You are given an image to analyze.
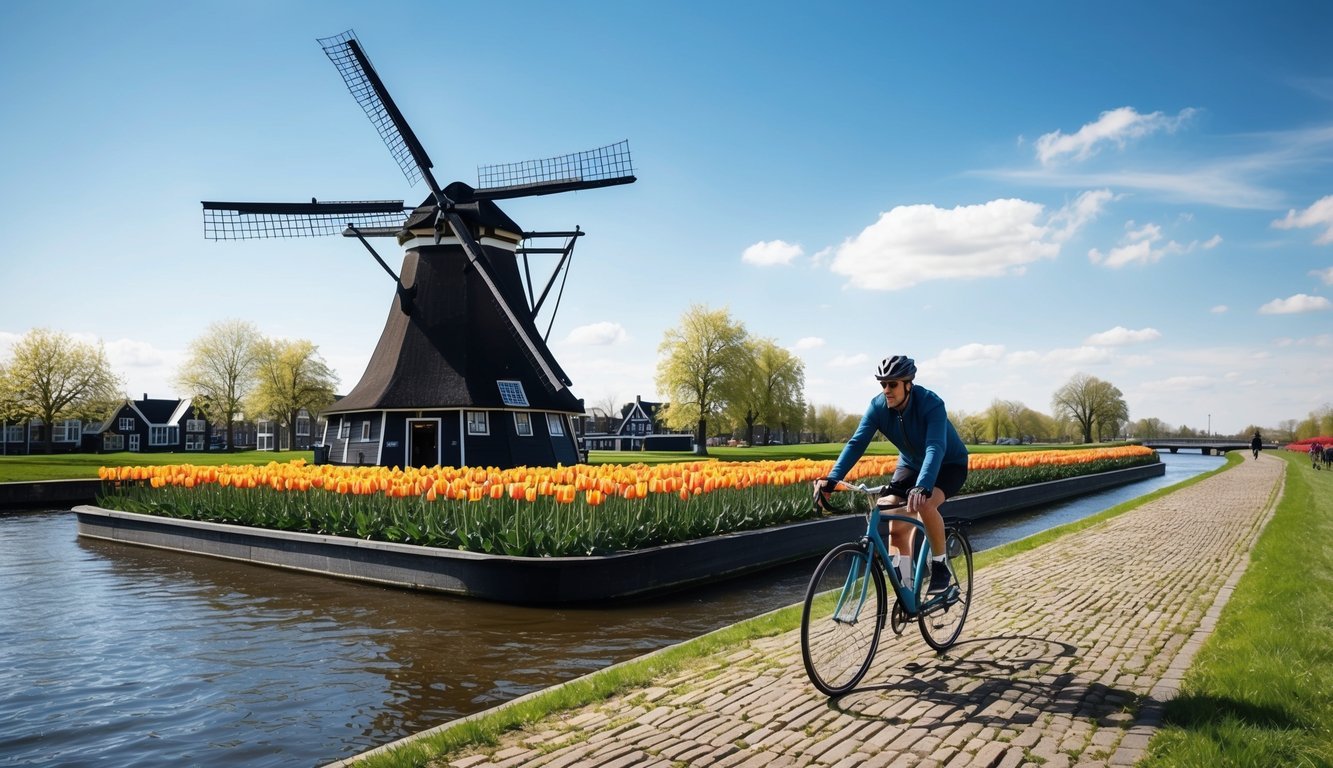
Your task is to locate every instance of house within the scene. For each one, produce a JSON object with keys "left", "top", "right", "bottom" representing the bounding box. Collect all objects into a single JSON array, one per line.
[
  {"left": 580, "top": 396, "right": 692, "bottom": 452},
  {"left": 257, "top": 408, "right": 326, "bottom": 451},
  {"left": 0, "top": 416, "right": 105, "bottom": 455},
  {"left": 98, "top": 395, "right": 212, "bottom": 453}
]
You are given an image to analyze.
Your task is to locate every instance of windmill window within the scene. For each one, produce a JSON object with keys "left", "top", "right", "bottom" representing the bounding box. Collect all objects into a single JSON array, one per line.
[
  {"left": 466, "top": 411, "right": 489, "bottom": 435},
  {"left": 497, "top": 380, "right": 529, "bottom": 407},
  {"left": 514, "top": 412, "right": 533, "bottom": 437},
  {"left": 546, "top": 414, "right": 565, "bottom": 436}
]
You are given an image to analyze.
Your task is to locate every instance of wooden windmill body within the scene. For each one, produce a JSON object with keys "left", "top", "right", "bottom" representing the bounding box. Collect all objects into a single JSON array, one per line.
[{"left": 203, "top": 31, "right": 634, "bottom": 469}]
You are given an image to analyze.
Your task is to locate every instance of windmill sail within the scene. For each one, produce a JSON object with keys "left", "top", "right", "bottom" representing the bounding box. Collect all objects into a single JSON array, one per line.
[
  {"left": 202, "top": 200, "right": 407, "bottom": 240},
  {"left": 475, "top": 140, "right": 636, "bottom": 200}
]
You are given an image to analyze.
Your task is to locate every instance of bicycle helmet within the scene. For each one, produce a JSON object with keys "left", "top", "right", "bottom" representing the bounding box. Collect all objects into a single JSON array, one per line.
[{"left": 874, "top": 355, "right": 916, "bottom": 381}]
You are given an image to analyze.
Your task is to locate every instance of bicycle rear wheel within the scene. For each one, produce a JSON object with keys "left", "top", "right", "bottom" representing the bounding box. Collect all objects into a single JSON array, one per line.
[
  {"left": 801, "top": 542, "right": 885, "bottom": 695},
  {"left": 918, "top": 526, "right": 973, "bottom": 651}
]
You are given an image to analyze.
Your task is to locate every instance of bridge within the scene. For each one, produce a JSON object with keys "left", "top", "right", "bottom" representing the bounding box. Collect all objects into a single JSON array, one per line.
[{"left": 1140, "top": 437, "right": 1277, "bottom": 455}]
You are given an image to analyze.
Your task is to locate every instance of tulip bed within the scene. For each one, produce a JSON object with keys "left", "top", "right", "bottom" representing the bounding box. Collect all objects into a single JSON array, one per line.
[{"left": 97, "top": 446, "right": 1158, "bottom": 557}]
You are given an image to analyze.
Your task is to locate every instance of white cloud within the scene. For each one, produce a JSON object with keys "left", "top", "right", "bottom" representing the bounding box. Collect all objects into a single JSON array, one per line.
[
  {"left": 563, "top": 321, "right": 629, "bottom": 346},
  {"left": 931, "top": 343, "right": 1006, "bottom": 368},
  {"left": 1088, "top": 220, "right": 1220, "bottom": 268},
  {"left": 1041, "top": 346, "right": 1115, "bottom": 366},
  {"left": 828, "top": 193, "right": 1109, "bottom": 290},
  {"left": 1084, "top": 326, "right": 1162, "bottom": 346},
  {"left": 791, "top": 337, "right": 825, "bottom": 351},
  {"left": 1211, "top": 305, "right": 1229, "bottom": 314},
  {"left": 1311, "top": 266, "right": 1333, "bottom": 285},
  {"left": 741, "top": 240, "right": 803, "bottom": 267},
  {"left": 1035, "top": 106, "right": 1196, "bottom": 166},
  {"left": 1272, "top": 195, "right": 1333, "bottom": 244},
  {"left": 828, "top": 353, "right": 870, "bottom": 368},
  {"left": 1258, "top": 294, "right": 1332, "bottom": 314}
]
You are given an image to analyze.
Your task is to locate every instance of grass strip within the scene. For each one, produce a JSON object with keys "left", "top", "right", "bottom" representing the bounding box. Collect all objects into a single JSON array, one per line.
[
  {"left": 1142, "top": 451, "right": 1333, "bottom": 766},
  {"left": 342, "top": 454, "right": 1245, "bottom": 767}
]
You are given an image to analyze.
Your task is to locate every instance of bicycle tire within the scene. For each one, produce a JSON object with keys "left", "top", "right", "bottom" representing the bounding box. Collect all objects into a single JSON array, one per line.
[
  {"left": 918, "top": 526, "right": 973, "bottom": 651},
  {"left": 800, "top": 542, "right": 885, "bottom": 695}
]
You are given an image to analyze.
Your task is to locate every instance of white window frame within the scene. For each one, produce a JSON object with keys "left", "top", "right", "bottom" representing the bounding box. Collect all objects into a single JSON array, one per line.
[
  {"left": 186, "top": 419, "right": 206, "bottom": 433},
  {"left": 54, "top": 419, "right": 82, "bottom": 443},
  {"left": 546, "top": 414, "right": 566, "bottom": 436},
  {"left": 257, "top": 434, "right": 274, "bottom": 451},
  {"left": 339, "top": 421, "right": 350, "bottom": 440},
  {"left": 360, "top": 421, "right": 371, "bottom": 442},
  {"left": 103, "top": 434, "right": 124, "bottom": 451},
  {"left": 118, "top": 417, "right": 134, "bottom": 431},
  {"left": 128, "top": 434, "right": 140, "bottom": 452},
  {"left": 514, "top": 412, "right": 533, "bottom": 437},
  {"left": 296, "top": 416, "right": 310, "bottom": 437},
  {"left": 148, "top": 425, "right": 177, "bottom": 446},
  {"left": 185, "top": 435, "right": 205, "bottom": 451},
  {"left": 466, "top": 411, "right": 489, "bottom": 436}
]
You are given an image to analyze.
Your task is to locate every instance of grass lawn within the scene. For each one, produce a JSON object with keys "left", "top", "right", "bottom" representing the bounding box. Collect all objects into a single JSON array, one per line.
[
  {"left": 1142, "top": 450, "right": 1333, "bottom": 766},
  {"left": 0, "top": 441, "right": 1115, "bottom": 482},
  {"left": 0, "top": 450, "right": 316, "bottom": 482}
]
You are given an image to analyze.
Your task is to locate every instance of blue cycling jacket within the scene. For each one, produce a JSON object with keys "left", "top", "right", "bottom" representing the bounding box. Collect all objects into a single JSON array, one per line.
[{"left": 829, "top": 384, "right": 968, "bottom": 493}]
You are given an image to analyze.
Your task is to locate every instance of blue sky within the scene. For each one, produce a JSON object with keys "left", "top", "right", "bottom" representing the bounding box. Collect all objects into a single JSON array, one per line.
[{"left": 2, "top": 1, "right": 1331, "bottom": 436}]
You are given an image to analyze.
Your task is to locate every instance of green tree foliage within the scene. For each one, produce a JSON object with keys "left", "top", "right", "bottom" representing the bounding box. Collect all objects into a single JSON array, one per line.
[
  {"left": 655, "top": 305, "right": 749, "bottom": 454},
  {"left": 1051, "top": 373, "right": 1128, "bottom": 443},
  {"left": 0, "top": 328, "right": 122, "bottom": 453},
  {"left": 176, "top": 320, "right": 261, "bottom": 451},
  {"left": 727, "top": 338, "right": 805, "bottom": 446},
  {"left": 247, "top": 338, "right": 338, "bottom": 451}
]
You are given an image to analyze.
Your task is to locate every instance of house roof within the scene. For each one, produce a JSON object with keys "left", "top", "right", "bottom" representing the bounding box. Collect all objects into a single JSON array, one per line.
[{"left": 324, "top": 235, "right": 581, "bottom": 415}]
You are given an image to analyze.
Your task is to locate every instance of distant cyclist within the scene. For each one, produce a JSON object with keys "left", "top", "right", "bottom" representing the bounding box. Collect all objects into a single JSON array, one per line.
[
  {"left": 817, "top": 355, "right": 969, "bottom": 596},
  {"left": 1250, "top": 431, "right": 1262, "bottom": 460}
]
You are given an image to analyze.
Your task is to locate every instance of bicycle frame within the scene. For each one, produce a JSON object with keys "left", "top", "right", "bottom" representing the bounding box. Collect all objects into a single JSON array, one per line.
[{"left": 826, "top": 486, "right": 940, "bottom": 619}]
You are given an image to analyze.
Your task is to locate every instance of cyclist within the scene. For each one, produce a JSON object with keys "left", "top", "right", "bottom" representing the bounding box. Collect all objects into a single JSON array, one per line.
[
  {"left": 1250, "top": 431, "right": 1262, "bottom": 460},
  {"left": 817, "top": 355, "right": 969, "bottom": 596},
  {"left": 1312, "top": 441, "right": 1324, "bottom": 470}
]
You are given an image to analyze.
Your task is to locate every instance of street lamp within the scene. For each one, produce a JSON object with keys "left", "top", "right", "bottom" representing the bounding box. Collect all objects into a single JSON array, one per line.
[{"left": 1207, "top": 414, "right": 1211, "bottom": 437}]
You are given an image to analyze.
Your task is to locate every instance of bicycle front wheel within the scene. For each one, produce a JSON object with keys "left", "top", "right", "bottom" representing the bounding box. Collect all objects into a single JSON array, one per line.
[
  {"left": 918, "top": 526, "right": 973, "bottom": 651},
  {"left": 801, "top": 542, "right": 886, "bottom": 695}
]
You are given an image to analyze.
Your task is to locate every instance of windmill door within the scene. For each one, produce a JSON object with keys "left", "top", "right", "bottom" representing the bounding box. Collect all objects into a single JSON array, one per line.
[{"left": 407, "top": 419, "right": 440, "bottom": 468}]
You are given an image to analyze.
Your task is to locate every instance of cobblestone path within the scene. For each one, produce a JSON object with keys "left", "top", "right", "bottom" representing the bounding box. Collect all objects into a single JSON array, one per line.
[{"left": 383, "top": 455, "right": 1285, "bottom": 768}]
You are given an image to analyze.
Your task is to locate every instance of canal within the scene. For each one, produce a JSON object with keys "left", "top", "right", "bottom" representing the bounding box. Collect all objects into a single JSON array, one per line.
[{"left": 0, "top": 452, "right": 1221, "bottom": 767}]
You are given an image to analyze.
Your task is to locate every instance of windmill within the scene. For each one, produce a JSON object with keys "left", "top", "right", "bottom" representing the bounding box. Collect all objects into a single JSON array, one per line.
[{"left": 202, "top": 30, "right": 634, "bottom": 469}]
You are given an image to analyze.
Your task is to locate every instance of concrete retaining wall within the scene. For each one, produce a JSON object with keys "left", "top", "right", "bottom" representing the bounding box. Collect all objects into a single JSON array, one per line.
[
  {"left": 74, "top": 461, "right": 1164, "bottom": 603},
  {"left": 1, "top": 479, "right": 102, "bottom": 509}
]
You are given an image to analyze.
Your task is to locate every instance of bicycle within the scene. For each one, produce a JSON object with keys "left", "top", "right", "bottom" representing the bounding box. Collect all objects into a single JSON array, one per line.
[{"left": 800, "top": 479, "right": 974, "bottom": 696}]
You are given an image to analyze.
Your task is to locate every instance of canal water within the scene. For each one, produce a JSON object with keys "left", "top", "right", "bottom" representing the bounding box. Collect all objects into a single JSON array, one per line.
[{"left": 0, "top": 452, "right": 1221, "bottom": 767}]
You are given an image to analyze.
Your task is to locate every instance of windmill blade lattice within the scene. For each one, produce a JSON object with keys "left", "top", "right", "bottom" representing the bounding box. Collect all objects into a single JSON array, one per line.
[
  {"left": 475, "top": 140, "right": 635, "bottom": 200},
  {"left": 318, "top": 30, "right": 437, "bottom": 192},
  {"left": 202, "top": 200, "right": 408, "bottom": 240}
]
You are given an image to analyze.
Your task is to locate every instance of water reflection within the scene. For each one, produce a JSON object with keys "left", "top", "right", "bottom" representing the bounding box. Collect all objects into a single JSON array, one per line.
[{"left": 0, "top": 451, "right": 1219, "bottom": 768}]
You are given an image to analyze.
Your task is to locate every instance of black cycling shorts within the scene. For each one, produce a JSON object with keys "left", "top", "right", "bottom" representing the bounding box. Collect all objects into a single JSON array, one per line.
[{"left": 883, "top": 462, "right": 968, "bottom": 499}]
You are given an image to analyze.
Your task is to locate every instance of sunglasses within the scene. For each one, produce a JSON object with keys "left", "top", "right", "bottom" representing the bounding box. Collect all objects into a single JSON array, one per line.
[{"left": 877, "top": 379, "right": 905, "bottom": 391}]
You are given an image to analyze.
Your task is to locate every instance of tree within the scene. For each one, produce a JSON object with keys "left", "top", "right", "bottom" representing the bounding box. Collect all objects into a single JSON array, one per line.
[
  {"left": 655, "top": 305, "right": 749, "bottom": 455},
  {"left": 247, "top": 338, "right": 338, "bottom": 451},
  {"left": 952, "top": 409, "right": 987, "bottom": 444},
  {"left": 1, "top": 328, "right": 122, "bottom": 453},
  {"left": 727, "top": 338, "right": 806, "bottom": 446},
  {"left": 176, "top": 320, "right": 261, "bottom": 451},
  {"left": 1051, "top": 373, "right": 1128, "bottom": 443}
]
